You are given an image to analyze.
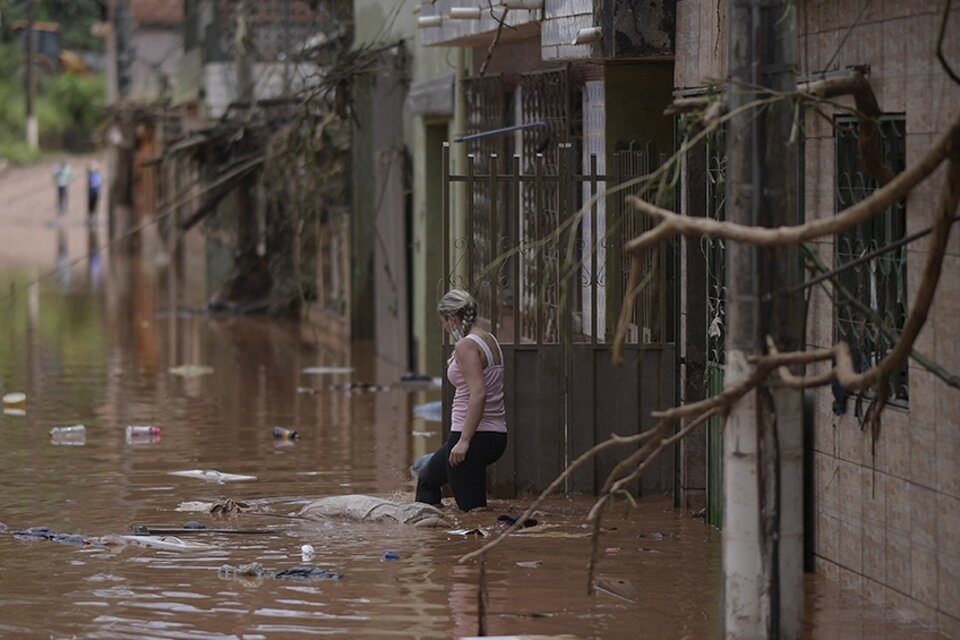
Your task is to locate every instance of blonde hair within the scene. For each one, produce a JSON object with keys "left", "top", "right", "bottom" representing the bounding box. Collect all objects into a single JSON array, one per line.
[{"left": 437, "top": 289, "right": 478, "bottom": 334}]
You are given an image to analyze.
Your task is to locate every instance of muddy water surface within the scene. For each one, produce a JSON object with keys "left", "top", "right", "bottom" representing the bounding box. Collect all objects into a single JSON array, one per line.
[{"left": 0, "top": 188, "right": 945, "bottom": 638}]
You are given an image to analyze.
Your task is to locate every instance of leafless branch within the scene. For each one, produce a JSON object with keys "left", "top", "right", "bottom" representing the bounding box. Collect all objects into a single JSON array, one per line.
[
  {"left": 937, "top": 0, "right": 960, "bottom": 86},
  {"left": 623, "top": 110, "right": 960, "bottom": 255}
]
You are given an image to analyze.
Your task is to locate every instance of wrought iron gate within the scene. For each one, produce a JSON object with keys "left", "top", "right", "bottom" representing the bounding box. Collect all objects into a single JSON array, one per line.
[
  {"left": 441, "top": 143, "right": 677, "bottom": 497},
  {"left": 704, "top": 129, "right": 727, "bottom": 527}
]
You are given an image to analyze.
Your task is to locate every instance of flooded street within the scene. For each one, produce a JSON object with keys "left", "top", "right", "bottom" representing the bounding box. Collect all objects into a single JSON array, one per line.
[{"left": 0, "top": 161, "right": 944, "bottom": 639}]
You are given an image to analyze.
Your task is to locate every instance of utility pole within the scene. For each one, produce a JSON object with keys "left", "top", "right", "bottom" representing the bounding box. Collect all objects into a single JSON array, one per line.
[
  {"left": 234, "top": 0, "right": 260, "bottom": 263},
  {"left": 723, "top": 1, "right": 802, "bottom": 638},
  {"left": 236, "top": 0, "right": 254, "bottom": 104},
  {"left": 24, "top": 0, "right": 37, "bottom": 148}
]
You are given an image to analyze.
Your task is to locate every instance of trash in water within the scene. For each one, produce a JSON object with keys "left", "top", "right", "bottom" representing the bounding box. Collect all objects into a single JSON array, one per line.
[
  {"left": 50, "top": 425, "right": 86, "bottom": 446},
  {"left": 409, "top": 453, "right": 432, "bottom": 480},
  {"left": 516, "top": 560, "right": 542, "bottom": 568},
  {"left": 210, "top": 498, "right": 252, "bottom": 515},
  {"left": 272, "top": 566, "right": 343, "bottom": 581},
  {"left": 182, "top": 521, "right": 206, "bottom": 530},
  {"left": 99, "top": 534, "right": 215, "bottom": 551},
  {"left": 168, "top": 470, "right": 257, "bottom": 483},
  {"left": 301, "top": 544, "right": 315, "bottom": 561},
  {"left": 329, "top": 382, "right": 390, "bottom": 392},
  {"left": 168, "top": 364, "right": 214, "bottom": 378},
  {"left": 413, "top": 400, "right": 443, "bottom": 422},
  {"left": 219, "top": 562, "right": 265, "bottom": 578},
  {"left": 594, "top": 577, "right": 640, "bottom": 603},
  {"left": 296, "top": 386, "right": 320, "bottom": 394},
  {"left": 2, "top": 392, "right": 26, "bottom": 408},
  {"left": 272, "top": 426, "right": 299, "bottom": 440},
  {"left": 446, "top": 528, "right": 491, "bottom": 538},
  {"left": 383, "top": 550, "right": 400, "bottom": 561},
  {"left": 604, "top": 546, "right": 622, "bottom": 555},
  {"left": 125, "top": 425, "right": 161, "bottom": 444},
  {"left": 3, "top": 408, "right": 26, "bottom": 417},
  {"left": 12, "top": 527, "right": 86, "bottom": 546},
  {"left": 301, "top": 366, "right": 354, "bottom": 375},
  {"left": 496, "top": 515, "right": 539, "bottom": 530}
]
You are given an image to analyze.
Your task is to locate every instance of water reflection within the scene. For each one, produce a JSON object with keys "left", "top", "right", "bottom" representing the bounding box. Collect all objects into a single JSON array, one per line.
[
  {"left": 87, "top": 221, "right": 102, "bottom": 291},
  {"left": 55, "top": 224, "right": 71, "bottom": 289}
]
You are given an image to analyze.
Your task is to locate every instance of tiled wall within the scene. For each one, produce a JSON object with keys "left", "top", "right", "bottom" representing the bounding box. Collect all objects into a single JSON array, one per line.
[
  {"left": 674, "top": 1, "right": 960, "bottom": 635},
  {"left": 801, "top": 3, "right": 960, "bottom": 635}
]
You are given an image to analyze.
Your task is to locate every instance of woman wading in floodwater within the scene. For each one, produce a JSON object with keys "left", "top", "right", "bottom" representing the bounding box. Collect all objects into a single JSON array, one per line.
[{"left": 415, "top": 289, "right": 507, "bottom": 511}]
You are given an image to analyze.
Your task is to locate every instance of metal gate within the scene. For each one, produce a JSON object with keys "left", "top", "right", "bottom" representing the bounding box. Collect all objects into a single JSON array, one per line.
[
  {"left": 441, "top": 143, "right": 677, "bottom": 497},
  {"left": 704, "top": 129, "right": 727, "bottom": 527}
]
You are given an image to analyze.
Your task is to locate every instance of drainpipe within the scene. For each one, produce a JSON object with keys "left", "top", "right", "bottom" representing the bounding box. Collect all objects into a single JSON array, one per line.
[{"left": 452, "top": 47, "right": 468, "bottom": 287}]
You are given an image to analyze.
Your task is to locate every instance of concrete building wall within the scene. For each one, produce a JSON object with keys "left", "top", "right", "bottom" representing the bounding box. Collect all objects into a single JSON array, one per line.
[
  {"left": 541, "top": 0, "right": 594, "bottom": 60},
  {"left": 130, "top": 28, "right": 182, "bottom": 102},
  {"left": 798, "top": 3, "right": 960, "bottom": 636},
  {"left": 673, "top": 0, "right": 725, "bottom": 89},
  {"left": 355, "top": 0, "right": 458, "bottom": 375}
]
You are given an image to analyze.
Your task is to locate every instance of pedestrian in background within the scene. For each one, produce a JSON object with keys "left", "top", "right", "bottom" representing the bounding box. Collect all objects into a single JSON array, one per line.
[
  {"left": 416, "top": 289, "right": 508, "bottom": 511},
  {"left": 86, "top": 162, "right": 102, "bottom": 219},
  {"left": 53, "top": 159, "right": 73, "bottom": 216}
]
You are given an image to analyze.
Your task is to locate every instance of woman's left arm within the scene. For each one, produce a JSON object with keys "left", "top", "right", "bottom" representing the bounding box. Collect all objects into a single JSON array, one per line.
[{"left": 448, "top": 340, "right": 487, "bottom": 466}]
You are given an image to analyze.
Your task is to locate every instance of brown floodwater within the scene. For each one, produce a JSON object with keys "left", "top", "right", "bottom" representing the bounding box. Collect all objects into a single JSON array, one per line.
[{"left": 0, "top": 218, "right": 946, "bottom": 638}]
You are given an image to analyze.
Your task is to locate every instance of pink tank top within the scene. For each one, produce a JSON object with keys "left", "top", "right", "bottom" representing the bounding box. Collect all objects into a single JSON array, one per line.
[{"left": 447, "top": 333, "right": 507, "bottom": 433}]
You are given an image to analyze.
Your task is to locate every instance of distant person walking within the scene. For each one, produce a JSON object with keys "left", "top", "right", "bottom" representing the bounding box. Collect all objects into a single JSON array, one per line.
[
  {"left": 53, "top": 159, "right": 73, "bottom": 216},
  {"left": 86, "top": 162, "right": 102, "bottom": 219}
]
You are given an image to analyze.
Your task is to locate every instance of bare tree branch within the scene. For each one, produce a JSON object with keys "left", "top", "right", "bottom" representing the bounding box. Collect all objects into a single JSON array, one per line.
[{"left": 623, "top": 111, "right": 960, "bottom": 254}]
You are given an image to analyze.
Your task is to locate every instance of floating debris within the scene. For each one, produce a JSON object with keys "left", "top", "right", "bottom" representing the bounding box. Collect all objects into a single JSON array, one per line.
[
  {"left": 50, "top": 425, "right": 86, "bottom": 446},
  {"left": 168, "top": 470, "right": 257, "bottom": 483},
  {"left": 168, "top": 364, "right": 214, "bottom": 378},
  {"left": 301, "top": 366, "right": 354, "bottom": 375},
  {"left": 2, "top": 392, "right": 26, "bottom": 408},
  {"left": 328, "top": 382, "right": 391, "bottom": 392},
  {"left": 125, "top": 425, "right": 161, "bottom": 444},
  {"left": 446, "top": 528, "right": 491, "bottom": 538},
  {"left": 218, "top": 562, "right": 343, "bottom": 581},
  {"left": 516, "top": 560, "right": 542, "bottom": 569}
]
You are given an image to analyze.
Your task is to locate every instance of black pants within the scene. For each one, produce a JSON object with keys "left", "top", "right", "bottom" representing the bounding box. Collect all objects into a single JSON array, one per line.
[
  {"left": 415, "top": 430, "right": 507, "bottom": 512},
  {"left": 57, "top": 186, "right": 67, "bottom": 215},
  {"left": 88, "top": 189, "right": 99, "bottom": 216}
]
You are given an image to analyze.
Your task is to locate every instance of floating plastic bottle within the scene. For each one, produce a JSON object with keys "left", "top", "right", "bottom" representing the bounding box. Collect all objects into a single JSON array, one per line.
[
  {"left": 273, "top": 426, "right": 299, "bottom": 440},
  {"left": 50, "top": 425, "right": 86, "bottom": 446},
  {"left": 126, "top": 425, "right": 161, "bottom": 444},
  {"left": 3, "top": 392, "right": 26, "bottom": 408}
]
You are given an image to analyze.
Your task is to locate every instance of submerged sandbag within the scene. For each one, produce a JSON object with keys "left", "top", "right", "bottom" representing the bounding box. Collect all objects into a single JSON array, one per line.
[{"left": 298, "top": 495, "right": 447, "bottom": 527}]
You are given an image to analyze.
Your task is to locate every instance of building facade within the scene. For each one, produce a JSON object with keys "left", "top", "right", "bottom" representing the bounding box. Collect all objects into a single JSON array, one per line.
[{"left": 674, "top": 1, "right": 960, "bottom": 634}]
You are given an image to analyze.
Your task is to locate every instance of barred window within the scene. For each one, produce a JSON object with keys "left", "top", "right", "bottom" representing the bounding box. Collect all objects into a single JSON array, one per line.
[{"left": 834, "top": 115, "right": 908, "bottom": 405}]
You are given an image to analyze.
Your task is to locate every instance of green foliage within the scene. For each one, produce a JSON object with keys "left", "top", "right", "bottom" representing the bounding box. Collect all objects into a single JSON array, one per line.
[
  {"left": 0, "top": 140, "right": 42, "bottom": 165},
  {"left": 0, "top": 39, "right": 105, "bottom": 159},
  {"left": 38, "top": 72, "right": 105, "bottom": 135},
  {"left": 0, "top": 0, "right": 106, "bottom": 53}
]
